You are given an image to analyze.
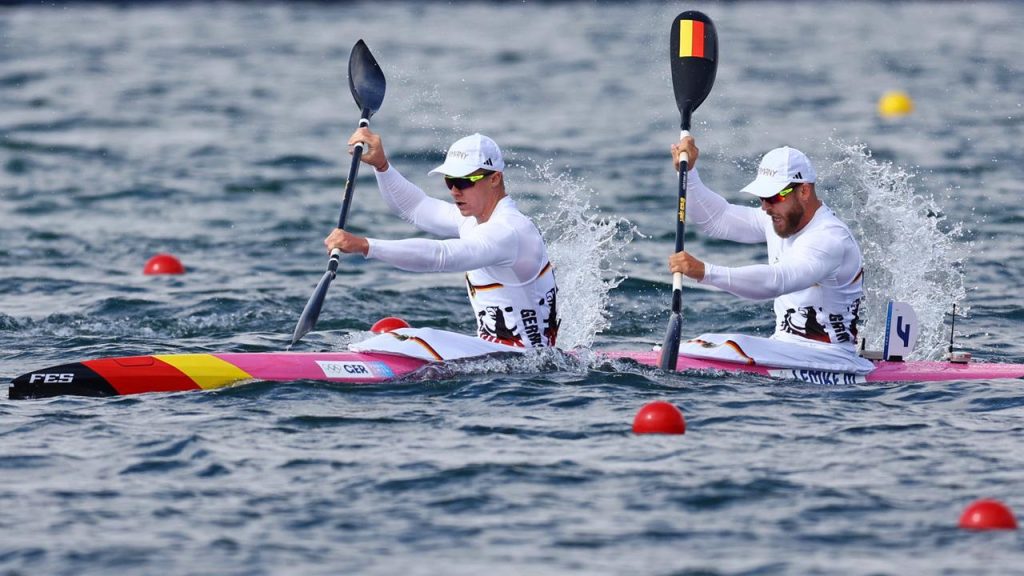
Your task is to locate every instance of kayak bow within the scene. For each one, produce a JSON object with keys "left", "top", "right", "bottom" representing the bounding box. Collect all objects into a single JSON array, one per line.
[{"left": 8, "top": 352, "right": 428, "bottom": 399}]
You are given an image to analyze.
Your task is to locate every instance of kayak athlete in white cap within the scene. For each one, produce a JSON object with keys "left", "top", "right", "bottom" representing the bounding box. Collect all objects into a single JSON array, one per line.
[
  {"left": 667, "top": 136, "right": 874, "bottom": 374},
  {"left": 325, "top": 128, "right": 559, "bottom": 361}
]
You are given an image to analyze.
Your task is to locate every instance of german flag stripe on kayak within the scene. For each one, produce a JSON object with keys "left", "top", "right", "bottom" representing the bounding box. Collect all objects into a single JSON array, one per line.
[
  {"left": 81, "top": 354, "right": 254, "bottom": 395},
  {"left": 156, "top": 354, "right": 254, "bottom": 390}
]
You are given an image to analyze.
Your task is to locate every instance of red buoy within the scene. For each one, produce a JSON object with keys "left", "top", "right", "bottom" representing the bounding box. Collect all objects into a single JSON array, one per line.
[
  {"left": 959, "top": 499, "right": 1018, "bottom": 530},
  {"left": 370, "top": 317, "right": 410, "bottom": 334},
  {"left": 143, "top": 253, "right": 185, "bottom": 275},
  {"left": 632, "top": 401, "right": 686, "bottom": 435}
]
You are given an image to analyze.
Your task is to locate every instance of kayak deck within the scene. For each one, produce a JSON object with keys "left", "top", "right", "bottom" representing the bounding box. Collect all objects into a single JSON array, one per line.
[{"left": 9, "top": 350, "right": 1024, "bottom": 399}]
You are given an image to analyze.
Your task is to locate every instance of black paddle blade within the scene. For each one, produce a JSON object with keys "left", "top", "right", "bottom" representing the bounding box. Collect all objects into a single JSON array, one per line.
[
  {"left": 670, "top": 11, "right": 718, "bottom": 130},
  {"left": 349, "top": 40, "right": 386, "bottom": 118},
  {"left": 659, "top": 312, "right": 683, "bottom": 370},
  {"left": 290, "top": 269, "right": 336, "bottom": 347}
]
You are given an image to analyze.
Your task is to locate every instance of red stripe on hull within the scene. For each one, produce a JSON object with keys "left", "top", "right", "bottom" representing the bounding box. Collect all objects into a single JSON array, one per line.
[{"left": 84, "top": 356, "right": 201, "bottom": 395}]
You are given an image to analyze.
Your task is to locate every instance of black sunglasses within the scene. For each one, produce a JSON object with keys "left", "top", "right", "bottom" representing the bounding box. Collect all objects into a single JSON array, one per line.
[{"left": 444, "top": 172, "right": 493, "bottom": 190}]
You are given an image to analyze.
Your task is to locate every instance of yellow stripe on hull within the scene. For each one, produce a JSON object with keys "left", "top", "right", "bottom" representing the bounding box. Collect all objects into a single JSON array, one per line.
[{"left": 155, "top": 354, "right": 254, "bottom": 390}]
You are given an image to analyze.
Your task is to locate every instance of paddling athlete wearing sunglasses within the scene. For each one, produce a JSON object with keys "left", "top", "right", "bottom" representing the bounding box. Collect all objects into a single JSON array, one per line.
[
  {"left": 324, "top": 128, "right": 559, "bottom": 361},
  {"left": 667, "top": 136, "right": 874, "bottom": 374}
]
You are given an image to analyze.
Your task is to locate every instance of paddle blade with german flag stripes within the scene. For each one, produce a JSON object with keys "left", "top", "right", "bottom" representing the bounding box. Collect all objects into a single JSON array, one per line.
[{"left": 670, "top": 11, "right": 718, "bottom": 130}]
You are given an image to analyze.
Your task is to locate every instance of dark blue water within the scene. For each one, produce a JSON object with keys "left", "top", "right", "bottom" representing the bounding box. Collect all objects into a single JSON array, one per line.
[{"left": 3, "top": 2, "right": 1023, "bottom": 574}]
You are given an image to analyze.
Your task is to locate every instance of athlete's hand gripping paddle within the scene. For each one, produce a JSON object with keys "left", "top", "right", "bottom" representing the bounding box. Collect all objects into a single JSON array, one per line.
[
  {"left": 659, "top": 12, "right": 718, "bottom": 370},
  {"left": 290, "top": 40, "right": 386, "bottom": 348}
]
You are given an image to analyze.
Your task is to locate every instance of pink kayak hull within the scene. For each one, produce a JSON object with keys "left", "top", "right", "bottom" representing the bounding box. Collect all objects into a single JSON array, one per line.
[
  {"left": 9, "top": 349, "right": 1024, "bottom": 399},
  {"left": 604, "top": 351, "right": 1024, "bottom": 384}
]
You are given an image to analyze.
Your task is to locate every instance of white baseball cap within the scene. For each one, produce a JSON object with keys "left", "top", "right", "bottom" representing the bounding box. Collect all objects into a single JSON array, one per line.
[
  {"left": 740, "top": 146, "right": 817, "bottom": 198},
  {"left": 428, "top": 133, "right": 505, "bottom": 177}
]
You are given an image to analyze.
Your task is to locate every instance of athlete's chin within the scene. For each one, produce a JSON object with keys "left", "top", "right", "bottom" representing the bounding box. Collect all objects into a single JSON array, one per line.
[{"left": 772, "top": 222, "right": 794, "bottom": 238}]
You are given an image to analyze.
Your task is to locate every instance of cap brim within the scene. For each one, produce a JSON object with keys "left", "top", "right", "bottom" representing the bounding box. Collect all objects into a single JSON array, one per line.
[
  {"left": 427, "top": 161, "right": 477, "bottom": 177},
  {"left": 741, "top": 176, "right": 790, "bottom": 198}
]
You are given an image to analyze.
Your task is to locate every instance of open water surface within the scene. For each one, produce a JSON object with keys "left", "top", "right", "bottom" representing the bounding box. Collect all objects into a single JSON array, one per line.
[{"left": 2, "top": 2, "right": 1023, "bottom": 574}]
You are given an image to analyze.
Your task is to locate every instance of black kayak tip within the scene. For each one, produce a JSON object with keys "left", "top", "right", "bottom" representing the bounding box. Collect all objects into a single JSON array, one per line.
[{"left": 9, "top": 362, "right": 118, "bottom": 400}]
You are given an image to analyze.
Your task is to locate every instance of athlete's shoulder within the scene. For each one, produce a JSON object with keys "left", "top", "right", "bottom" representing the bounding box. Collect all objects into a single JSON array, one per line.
[
  {"left": 488, "top": 198, "right": 542, "bottom": 231},
  {"left": 804, "top": 205, "right": 854, "bottom": 235}
]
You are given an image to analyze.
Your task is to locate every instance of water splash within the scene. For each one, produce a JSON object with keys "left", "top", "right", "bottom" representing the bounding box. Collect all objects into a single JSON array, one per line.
[
  {"left": 528, "top": 162, "right": 638, "bottom": 350},
  {"left": 823, "top": 140, "right": 968, "bottom": 359},
  {"left": 404, "top": 348, "right": 589, "bottom": 382},
  {"left": 0, "top": 313, "right": 20, "bottom": 331}
]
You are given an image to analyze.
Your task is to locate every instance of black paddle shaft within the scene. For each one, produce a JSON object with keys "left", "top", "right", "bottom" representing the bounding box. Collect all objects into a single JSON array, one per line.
[
  {"left": 338, "top": 112, "right": 371, "bottom": 229},
  {"left": 660, "top": 12, "right": 718, "bottom": 370},
  {"left": 672, "top": 162, "right": 688, "bottom": 311}
]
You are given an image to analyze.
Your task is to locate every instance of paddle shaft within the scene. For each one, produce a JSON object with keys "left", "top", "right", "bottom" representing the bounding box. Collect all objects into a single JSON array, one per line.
[
  {"left": 659, "top": 128, "right": 690, "bottom": 370},
  {"left": 671, "top": 128, "right": 691, "bottom": 314},
  {"left": 339, "top": 111, "right": 372, "bottom": 230},
  {"left": 288, "top": 111, "right": 373, "bottom": 347},
  {"left": 324, "top": 110, "right": 373, "bottom": 275}
]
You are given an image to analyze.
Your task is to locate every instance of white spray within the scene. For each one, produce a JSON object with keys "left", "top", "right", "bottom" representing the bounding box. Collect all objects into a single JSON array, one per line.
[
  {"left": 527, "top": 162, "right": 637, "bottom": 350},
  {"left": 823, "top": 140, "right": 968, "bottom": 360}
]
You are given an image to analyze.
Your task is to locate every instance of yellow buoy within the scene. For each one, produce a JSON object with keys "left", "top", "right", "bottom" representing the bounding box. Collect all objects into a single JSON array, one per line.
[{"left": 878, "top": 90, "right": 915, "bottom": 118}]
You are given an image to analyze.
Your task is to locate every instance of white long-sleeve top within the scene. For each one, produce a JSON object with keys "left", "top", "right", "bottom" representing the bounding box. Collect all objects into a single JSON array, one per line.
[
  {"left": 363, "top": 166, "right": 559, "bottom": 348},
  {"left": 686, "top": 168, "right": 865, "bottom": 347}
]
